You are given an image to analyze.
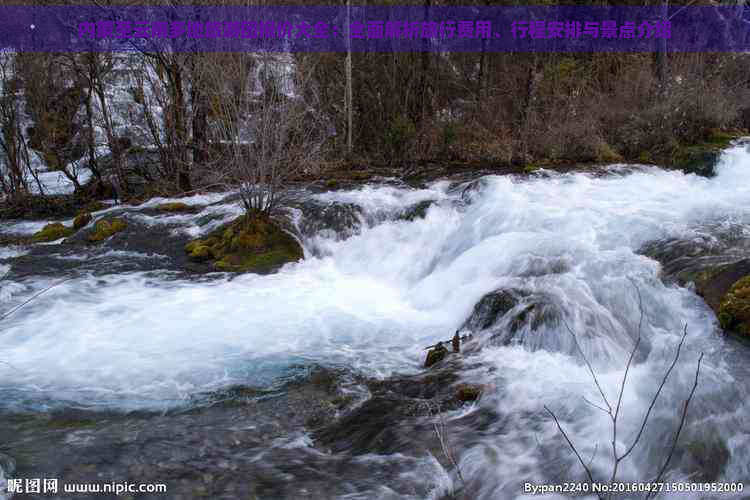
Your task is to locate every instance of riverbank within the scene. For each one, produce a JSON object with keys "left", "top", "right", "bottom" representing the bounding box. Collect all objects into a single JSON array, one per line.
[{"left": 2, "top": 130, "right": 746, "bottom": 222}]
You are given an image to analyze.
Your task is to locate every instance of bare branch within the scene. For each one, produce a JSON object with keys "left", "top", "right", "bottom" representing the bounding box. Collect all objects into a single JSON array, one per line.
[
  {"left": 644, "top": 352, "right": 704, "bottom": 500},
  {"left": 619, "top": 323, "right": 689, "bottom": 462},
  {"left": 424, "top": 400, "right": 466, "bottom": 490},
  {"left": 551, "top": 281, "right": 701, "bottom": 499},
  {"left": 0, "top": 277, "right": 73, "bottom": 323},
  {"left": 615, "top": 278, "right": 645, "bottom": 423},
  {"left": 544, "top": 404, "right": 603, "bottom": 500},
  {"left": 610, "top": 278, "right": 646, "bottom": 484},
  {"left": 582, "top": 396, "right": 611, "bottom": 414},
  {"left": 561, "top": 317, "right": 612, "bottom": 415}
]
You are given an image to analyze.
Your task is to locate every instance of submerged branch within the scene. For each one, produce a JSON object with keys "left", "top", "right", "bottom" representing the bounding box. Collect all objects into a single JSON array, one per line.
[{"left": 0, "top": 277, "right": 73, "bottom": 323}]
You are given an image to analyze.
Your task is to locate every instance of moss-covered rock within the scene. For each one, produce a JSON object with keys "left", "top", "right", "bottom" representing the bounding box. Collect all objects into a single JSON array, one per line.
[
  {"left": 88, "top": 218, "right": 127, "bottom": 243},
  {"left": 32, "top": 222, "right": 75, "bottom": 242},
  {"left": 84, "top": 201, "right": 107, "bottom": 213},
  {"left": 185, "top": 214, "right": 303, "bottom": 274},
  {"left": 73, "top": 212, "right": 92, "bottom": 230},
  {"left": 398, "top": 200, "right": 434, "bottom": 222},
  {"left": 461, "top": 289, "right": 522, "bottom": 331},
  {"left": 187, "top": 244, "right": 213, "bottom": 262},
  {"left": 156, "top": 202, "right": 192, "bottom": 212},
  {"left": 717, "top": 276, "right": 750, "bottom": 336},
  {"left": 325, "top": 179, "right": 340, "bottom": 190},
  {"left": 455, "top": 384, "right": 483, "bottom": 402},
  {"left": 671, "top": 130, "right": 743, "bottom": 176},
  {"left": 424, "top": 342, "right": 448, "bottom": 368}
]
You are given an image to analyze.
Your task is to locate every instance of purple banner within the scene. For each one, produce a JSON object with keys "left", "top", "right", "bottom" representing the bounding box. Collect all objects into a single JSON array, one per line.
[{"left": 0, "top": 5, "right": 748, "bottom": 52}]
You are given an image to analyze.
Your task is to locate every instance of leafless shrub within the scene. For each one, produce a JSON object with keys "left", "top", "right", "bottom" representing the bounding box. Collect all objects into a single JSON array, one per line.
[
  {"left": 206, "top": 50, "right": 327, "bottom": 216},
  {"left": 545, "top": 280, "right": 703, "bottom": 500}
]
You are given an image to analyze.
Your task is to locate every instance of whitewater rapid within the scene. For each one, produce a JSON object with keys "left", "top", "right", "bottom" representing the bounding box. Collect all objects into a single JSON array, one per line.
[{"left": 1, "top": 143, "right": 749, "bottom": 497}]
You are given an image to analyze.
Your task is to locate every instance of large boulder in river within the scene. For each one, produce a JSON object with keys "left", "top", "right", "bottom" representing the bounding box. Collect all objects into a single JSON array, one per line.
[
  {"left": 185, "top": 214, "right": 303, "bottom": 274},
  {"left": 397, "top": 200, "right": 435, "bottom": 222},
  {"left": 675, "top": 258, "right": 750, "bottom": 337},
  {"left": 292, "top": 200, "right": 363, "bottom": 240},
  {"left": 460, "top": 288, "right": 562, "bottom": 346},
  {"left": 31, "top": 222, "right": 75, "bottom": 242},
  {"left": 690, "top": 259, "right": 750, "bottom": 313},
  {"left": 641, "top": 231, "right": 750, "bottom": 337},
  {"left": 462, "top": 289, "right": 522, "bottom": 332}
]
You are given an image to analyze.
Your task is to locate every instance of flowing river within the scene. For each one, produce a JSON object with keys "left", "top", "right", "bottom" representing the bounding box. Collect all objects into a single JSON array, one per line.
[{"left": 0, "top": 143, "right": 749, "bottom": 499}]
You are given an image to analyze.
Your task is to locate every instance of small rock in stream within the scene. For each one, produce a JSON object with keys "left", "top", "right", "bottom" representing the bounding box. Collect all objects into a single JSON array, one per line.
[{"left": 424, "top": 342, "right": 448, "bottom": 368}]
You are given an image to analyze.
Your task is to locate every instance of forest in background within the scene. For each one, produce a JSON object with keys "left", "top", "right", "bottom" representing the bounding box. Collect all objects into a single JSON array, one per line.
[{"left": 1, "top": 0, "right": 749, "bottom": 216}]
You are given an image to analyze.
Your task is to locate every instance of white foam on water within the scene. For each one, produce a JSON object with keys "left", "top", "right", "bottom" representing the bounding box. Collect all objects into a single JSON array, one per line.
[
  {"left": 314, "top": 180, "right": 453, "bottom": 215},
  {"left": 0, "top": 219, "right": 49, "bottom": 236},
  {"left": 0, "top": 246, "right": 27, "bottom": 260},
  {"left": 136, "top": 191, "right": 236, "bottom": 208},
  {"left": 29, "top": 168, "right": 93, "bottom": 195}
]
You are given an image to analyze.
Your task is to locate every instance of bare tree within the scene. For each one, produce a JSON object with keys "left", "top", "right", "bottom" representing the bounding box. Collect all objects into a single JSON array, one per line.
[
  {"left": 545, "top": 281, "right": 704, "bottom": 500},
  {"left": 344, "top": 0, "right": 353, "bottom": 157},
  {"left": 15, "top": 52, "right": 91, "bottom": 194},
  {"left": 207, "top": 49, "right": 326, "bottom": 217},
  {"left": 0, "top": 52, "right": 35, "bottom": 203}
]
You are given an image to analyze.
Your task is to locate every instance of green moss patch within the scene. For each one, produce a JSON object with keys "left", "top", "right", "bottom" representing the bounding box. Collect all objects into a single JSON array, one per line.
[
  {"left": 156, "top": 202, "right": 193, "bottom": 213},
  {"left": 31, "top": 212, "right": 96, "bottom": 242},
  {"left": 671, "top": 130, "right": 743, "bottom": 175},
  {"left": 185, "top": 214, "right": 303, "bottom": 274},
  {"left": 84, "top": 201, "right": 107, "bottom": 213},
  {"left": 705, "top": 128, "right": 740, "bottom": 145},
  {"left": 32, "top": 222, "right": 75, "bottom": 243},
  {"left": 455, "top": 384, "right": 483, "bottom": 402},
  {"left": 88, "top": 218, "right": 127, "bottom": 243},
  {"left": 718, "top": 276, "right": 750, "bottom": 336},
  {"left": 73, "top": 212, "right": 92, "bottom": 230}
]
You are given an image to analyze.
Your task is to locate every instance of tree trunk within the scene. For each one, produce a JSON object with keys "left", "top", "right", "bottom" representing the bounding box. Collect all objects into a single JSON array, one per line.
[
  {"left": 419, "top": 0, "right": 432, "bottom": 124},
  {"left": 517, "top": 56, "right": 541, "bottom": 164},
  {"left": 83, "top": 85, "right": 102, "bottom": 184},
  {"left": 656, "top": 0, "right": 669, "bottom": 86},
  {"left": 477, "top": 38, "right": 488, "bottom": 111},
  {"left": 170, "top": 62, "right": 192, "bottom": 192},
  {"left": 345, "top": 0, "right": 353, "bottom": 156},
  {"left": 191, "top": 86, "right": 208, "bottom": 168}
]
